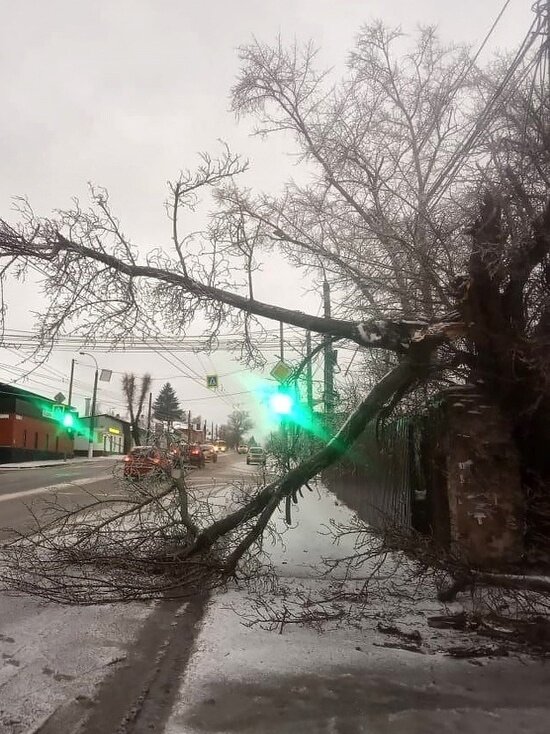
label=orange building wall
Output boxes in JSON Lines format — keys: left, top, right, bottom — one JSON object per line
{"left": 0, "top": 414, "right": 73, "bottom": 454}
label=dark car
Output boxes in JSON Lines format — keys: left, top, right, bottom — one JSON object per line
{"left": 123, "top": 446, "right": 172, "bottom": 479}
{"left": 169, "top": 443, "right": 204, "bottom": 469}
{"left": 186, "top": 443, "right": 205, "bottom": 468}
{"left": 246, "top": 446, "right": 266, "bottom": 466}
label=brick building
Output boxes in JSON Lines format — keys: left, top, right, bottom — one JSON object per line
{"left": 0, "top": 382, "right": 74, "bottom": 463}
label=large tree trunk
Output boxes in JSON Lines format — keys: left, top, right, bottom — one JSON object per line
{"left": 461, "top": 193, "right": 550, "bottom": 560}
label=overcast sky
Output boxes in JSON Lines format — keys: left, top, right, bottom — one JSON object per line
{"left": 0, "top": 0, "right": 535, "bottom": 433}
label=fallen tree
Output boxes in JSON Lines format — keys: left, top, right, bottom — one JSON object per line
{"left": 1, "top": 16, "right": 550, "bottom": 601}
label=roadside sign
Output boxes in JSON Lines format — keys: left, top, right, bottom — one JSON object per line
{"left": 206, "top": 374, "right": 218, "bottom": 389}
{"left": 270, "top": 360, "right": 293, "bottom": 383}
{"left": 54, "top": 392, "right": 66, "bottom": 404}
{"left": 42, "top": 408, "right": 53, "bottom": 418}
{"left": 99, "top": 369, "right": 112, "bottom": 382}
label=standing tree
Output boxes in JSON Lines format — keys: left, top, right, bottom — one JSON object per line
{"left": 153, "top": 383, "right": 182, "bottom": 426}
{"left": 225, "top": 409, "right": 254, "bottom": 449}
{"left": 122, "top": 373, "right": 152, "bottom": 446}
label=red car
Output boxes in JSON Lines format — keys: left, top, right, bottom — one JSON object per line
{"left": 123, "top": 446, "right": 172, "bottom": 479}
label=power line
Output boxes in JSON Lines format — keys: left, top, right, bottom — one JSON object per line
{"left": 428, "top": 12, "right": 542, "bottom": 207}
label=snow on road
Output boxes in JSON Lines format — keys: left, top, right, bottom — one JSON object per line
{"left": 164, "top": 482, "right": 550, "bottom": 734}
{"left": 0, "top": 594, "right": 153, "bottom": 734}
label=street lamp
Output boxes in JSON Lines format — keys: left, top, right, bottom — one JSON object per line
{"left": 79, "top": 351, "right": 99, "bottom": 459}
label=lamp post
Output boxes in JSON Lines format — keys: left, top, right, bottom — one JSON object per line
{"left": 79, "top": 351, "right": 99, "bottom": 459}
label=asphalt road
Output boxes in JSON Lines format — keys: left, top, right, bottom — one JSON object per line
{"left": 0, "top": 451, "right": 258, "bottom": 733}
{"left": 0, "top": 458, "right": 122, "bottom": 541}
{"left": 0, "top": 453, "right": 249, "bottom": 541}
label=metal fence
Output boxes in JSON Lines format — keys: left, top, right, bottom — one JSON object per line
{"left": 323, "top": 417, "right": 424, "bottom": 530}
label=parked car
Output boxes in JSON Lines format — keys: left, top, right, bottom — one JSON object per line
{"left": 200, "top": 444, "right": 218, "bottom": 463}
{"left": 123, "top": 446, "right": 172, "bottom": 479}
{"left": 246, "top": 446, "right": 266, "bottom": 466}
{"left": 237, "top": 444, "right": 249, "bottom": 454}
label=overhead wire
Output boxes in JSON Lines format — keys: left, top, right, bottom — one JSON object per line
{"left": 428, "top": 11, "right": 543, "bottom": 208}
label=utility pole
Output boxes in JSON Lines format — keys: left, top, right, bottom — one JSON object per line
{"left": 146, "top": 391, "right": 152, "bottom": 440}
{"left": 323, "top": 279, "right": 334, "bottom": 418}
{"left": 68, "top": 358, "right": 75, "bottom": 407}
{"left": 306, "top": 330, "right": 313, "bottom": 410}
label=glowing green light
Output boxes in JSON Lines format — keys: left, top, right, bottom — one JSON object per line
{"left": 269, "top": 392, "right": 294, "bottom": 415}
{"left": 62, "top": 413, "right": 74, "bottom": 428}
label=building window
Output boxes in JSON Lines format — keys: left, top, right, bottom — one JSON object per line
{"left": 34, "top": 432, "right": 38, "bottom": 449}
{"left": 23, "top": 430, "right": 27, "bottom": 447}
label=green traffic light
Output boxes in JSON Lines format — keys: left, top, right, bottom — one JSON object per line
{"left": 269, "top": 391, "right": 294, "bottom": 415}
{"left": 62, "top": 413, "right": 74, "bottom": 428}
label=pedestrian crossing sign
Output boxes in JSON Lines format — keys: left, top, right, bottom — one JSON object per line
{"left": 206, "top": 374, "right": 218, "bottom": 389}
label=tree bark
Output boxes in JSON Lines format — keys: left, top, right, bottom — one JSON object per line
{"left": 0, "top": 228, "right": 454, "bottom": 352}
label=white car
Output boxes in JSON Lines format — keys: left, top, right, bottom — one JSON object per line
{"left": 200, "top": 444, "right": 218, "bottom": 463}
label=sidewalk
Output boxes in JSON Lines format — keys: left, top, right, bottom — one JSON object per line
{"left": 0, "top": 455, "right": 122, "bottom": 470}
{"left": 163, "top": 485, "right": 550, "bottom": 734}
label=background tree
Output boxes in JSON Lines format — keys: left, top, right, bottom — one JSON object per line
{"left": 224, "top": 409, "right": 254, "bottom": 449}
{"left": 153, "top": 382, "right": 182, "bottom": 426}
{"left": 121, "top": 373, "right": 152, "bottom": 446}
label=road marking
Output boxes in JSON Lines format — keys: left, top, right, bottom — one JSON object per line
{"left": 0, "top": 474, "right": 113, "bottom": 503}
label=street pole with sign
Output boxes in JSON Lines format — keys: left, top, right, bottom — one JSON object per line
{"left": 78, "top": 353, "right": 112, "bottom": 459}
{"left": 89, "top": 367, "right": 99, "bottom": 459}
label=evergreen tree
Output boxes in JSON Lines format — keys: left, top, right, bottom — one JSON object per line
{"left": 152, "top": 382, "right": 182, "bottom": 424}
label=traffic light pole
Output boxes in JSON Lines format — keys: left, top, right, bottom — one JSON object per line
{"left": 146, "top": 391, "right": 152, "bottom": 441}
{"left": 306, "top": 330, "right": 313, "bottom": 410}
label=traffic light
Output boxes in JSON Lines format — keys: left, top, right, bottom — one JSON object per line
{"left": 51, "top": 405, "right": 78, "bottom": 436}
{"left": 62, "top": 412, "right": 74, "bottom": 429}
{"left": 268, "top": 390, "right": 295, "bottom": 417}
